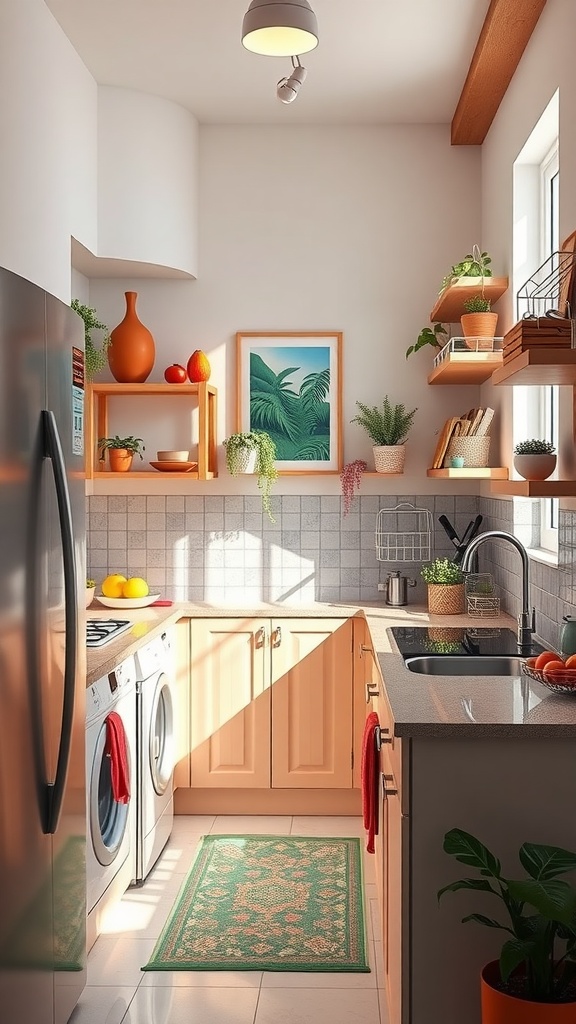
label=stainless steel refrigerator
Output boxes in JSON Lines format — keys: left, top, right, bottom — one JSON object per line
{"left": 0, "top": 267, "right": 87, "bottom": 1024}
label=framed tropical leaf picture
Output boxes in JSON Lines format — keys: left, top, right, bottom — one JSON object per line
{"left": 236, "top": 332, "right": 343, "bottom": 473}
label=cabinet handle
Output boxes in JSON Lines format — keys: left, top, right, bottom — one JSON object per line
{"left": 271, "top": 626, "right": 282, "bottom": 648}
{"left": 366, "top": 682, "right": 380, "bottom": 703}
{"left": 375, "top": 726, "right": 392, "bottom": 749}
{"left": 255, "top": 626, "right": 267, "bottom": 648}
{"left": 382, "top": 773, "right": 398, "bottom": 797}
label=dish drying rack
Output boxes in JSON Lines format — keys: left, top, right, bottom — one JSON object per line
{"left": 375, "top": 503, "right": 433, "bottom": 563}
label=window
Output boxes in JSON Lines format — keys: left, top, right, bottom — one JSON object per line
{"left": 540, "top": 144, "right": 559, "bottom": 554}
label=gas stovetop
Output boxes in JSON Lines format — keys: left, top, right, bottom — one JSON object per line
{"left": 86, "top": 618, "right": 132, "bottom": 648}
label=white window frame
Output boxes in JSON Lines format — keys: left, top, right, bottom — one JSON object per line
{"left": 539, "top": 144, "right": 559, "bottom": 555}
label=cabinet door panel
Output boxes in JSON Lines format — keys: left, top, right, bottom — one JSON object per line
{"left": 271, "top": 619, "right": 353, "bottom": 789}
{"left": 173, "top": 618, "right": 191, "bottom": 788}
{"left": 190, "top": 619, "right": 270, "bottom": 788}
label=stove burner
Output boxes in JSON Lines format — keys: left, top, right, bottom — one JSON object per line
{"left": 86, "top": 618, "right": 132, "bottom": 648}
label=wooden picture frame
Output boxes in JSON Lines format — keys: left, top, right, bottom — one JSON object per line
{"left": 236, "top": 332, "right": 343, "bottom": 474}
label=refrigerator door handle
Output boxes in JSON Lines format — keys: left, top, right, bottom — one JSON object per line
{"left": 44, "top": 410, "right": 78, "bottom": 835}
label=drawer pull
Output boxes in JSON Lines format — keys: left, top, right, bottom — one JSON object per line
{"left": 382, "top": 773, "right": 398, "bottom": 797}
{"left": 254, "top": 626, "right": 267, "bottom": 648}
{"left": 366, "top": 682, "right": 380, "bottom": 702}
{"left": 271, "top": 625, "right": 282, "bottom": 648}
{"left": 375, "top": 726, "right": 392, "bottom": 749}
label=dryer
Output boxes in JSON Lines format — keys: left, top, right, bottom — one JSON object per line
{"left": 86, "top": 656, "right": 136, "bottom": 948}
{"left": 133, "top": 631, "right": 176, "bottom": 885}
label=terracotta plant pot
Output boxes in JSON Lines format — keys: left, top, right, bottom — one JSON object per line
{"left": 108, "top": 291, "right": 155, "bottom": 383}
{"left": 514, "top": 453, "right": 556, "bottom": 480}
{"left": 461, "top": 311, "right": 499, "bottom": 347}
{"left": 481, "top": 960, "right": 576, "bottom": 1024}
{"left": 427, "top": 583, "right": 465, "bottom": 615}
{"left": 372, "top": 445, "right": 405, "bottom": 474}
{"left": 108, "top": 449, "right": 133, "bottom": 472}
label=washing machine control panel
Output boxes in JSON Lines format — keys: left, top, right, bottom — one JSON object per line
{"left": 87, "top": 655, "right": 137, "bottom": 717}
{"left": 134, "top": 632, "right": 172, "bottom": 680}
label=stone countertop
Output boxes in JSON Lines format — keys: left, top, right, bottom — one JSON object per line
{"left": 86, "top": 600, "right": 576, "bottom": 737}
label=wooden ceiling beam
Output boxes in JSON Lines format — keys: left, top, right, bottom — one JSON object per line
{"left": 451, "top": 0, "right": 548, "bottom": 146}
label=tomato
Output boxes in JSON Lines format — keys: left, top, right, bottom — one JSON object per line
{"left": 564, "top": 654, "right": 576, "bottom": 669}
{"left": 534, "top": 650, "right": 564, "bottom": 671}
{"left": 164, "top": 364, "right": 187, "bottom": 384}
{"left": 541, "top": 660, "right": 566, "bottom": 673}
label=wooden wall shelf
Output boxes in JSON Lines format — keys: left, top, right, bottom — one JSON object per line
{"left": 491, "top": 349, "right": 576, "bottom": 385}
{"left": 428, "top": 351, "right": 503, "bottom": 385}
{"left": 490, "top": 479, "right": 576, "bottom": 497}
{"left": 427, "top": 467, "right": 509, "bottom": 480}
{"left": 430, "top": 277, "right": 509, "bottom": 323}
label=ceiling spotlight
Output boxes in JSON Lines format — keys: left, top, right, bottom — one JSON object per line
{"left": 277, "top": 56, "right": 307, "bottom": 104}
{"left": 242, "top": 0, "right": 319, "bottom": 57}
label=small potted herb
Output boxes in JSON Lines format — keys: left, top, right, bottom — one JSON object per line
{"left": 406, "top": 322, "right": 448, "bottom": 360}
{"left": 461, "top": 295, "right": 498, "bottom": 347}
{"left": 420, "top": 558, "right": 465, "bottom": 615}
{"left": 514, "top": 439, "right": 557, "bottom": 481}
{"left": 223, "top": 431, "right": 278, "bottom": 522}
{"left": 350, "top": 397, "right": 417, "bottom": 474}
{"left": 71, "top": 299, "right": 110, "bottom": 381}
{"left": 439, "top": 828, "right": 576, "bottom": 1018}
{"left": 98, "top": 435, "right": 145, "bottom": 473}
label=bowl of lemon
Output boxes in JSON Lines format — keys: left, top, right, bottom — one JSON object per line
{"left": 97, "top": 574, "right": 159, "bottom": 609}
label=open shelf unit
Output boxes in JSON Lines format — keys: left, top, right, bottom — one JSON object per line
{"left": 86, "top": 382, "right": 218, "bottom": 480}
{"left": 427, "top": 467, "right": 509, "bottom": 480}
{"left": 428, "top": 351, "right": 503, "bottom": 384}
{"left": 491, "top": 348, "right": 576, "bottom": 385}
{"left": 430, "top": 277, "right": 509, "bottom": 323}
{"left": 490, "top": 478, "right": 576, "bottom": 497}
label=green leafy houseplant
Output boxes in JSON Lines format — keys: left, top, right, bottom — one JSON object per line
{"left": 420, "top": 558, "right": 464, "bottom": 585}
{"left": 98, "top": 435, "right": 145, "bottom": 458}
{"left": 71, "top": 299, "right": 110, "bottom": 381}
{"left": 514, "top": 439, "right": 556, "bottom": 456}
{"left": 351, "top": 398, "right": 417, "bottom": 447}
{"left": 438, "top": 828, "right": 576, "bottom": 1005}
{"left": 441, "top": 248, "right": 493, "bottom": 293}
{"left": 223, "top": 431, "right": 278, "bottom": 522}
{"left": 463, "top": 295, "right": 492, "bottom": 314}
{"left": 406, "top": 323, "right": 448, "bottom": 360}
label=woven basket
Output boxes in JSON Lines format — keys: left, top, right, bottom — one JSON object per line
{"left": 427, "top": 583, "right": 465, "bottom": 615}
{"left": 372, "top": 445, "right": 406, "bottom": 474}
{"left": 444, "top": 436, "right": 490, "bottom": 468}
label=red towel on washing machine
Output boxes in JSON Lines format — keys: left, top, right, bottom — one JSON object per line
{"left": 361, "top": 712, "right": 379, "bottom": 853}
{"left": 105, "top": 711, "right": 130, "bottom": 804}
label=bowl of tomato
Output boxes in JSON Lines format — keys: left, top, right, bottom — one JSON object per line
{"left": 522, "top": 650, "right": 576, "bottom": 693}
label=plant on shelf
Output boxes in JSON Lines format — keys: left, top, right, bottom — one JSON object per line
{"left": 439, "top": 827, "right": 576, "bottom": 1015}
{"left": 420, "top": 557, "right": 465, "bottom": 615}
{"left": 514, "top": 438, "right": 557, "bottom": 482}
{"left": 71, "top": 299, "right": 110, "bottom": 381}
{"left": 406, "top": 322, "right": 448, "bottom": 360}
{"left": 461, "top": 294, "right": 498, "bottom": 346}
{"left": 351, "top": 397, "right": 417, "bottom": 474}
{"left": 340, "top": 459, "right": 367, "bottom": 516}
{"left": 440, "top": 246, "right": 493, "bottom": 293}
{"left": 223, "top": 430, "right": 278, "bottom": 522}
{"left": 86, "top": 578, "right": 96, "bottom": 608}
{"left": 98, "top": 435, "right": 145, "bottom": 473}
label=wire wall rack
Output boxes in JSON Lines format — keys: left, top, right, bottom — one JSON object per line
{"left": 433, "top": 336, "right": 504, "bottom": 369}
{"left": 516, "top": 248, "right": 576, "bottom": 328}
{"left": 375, "top": 503, "right": 433, "bottom": 563}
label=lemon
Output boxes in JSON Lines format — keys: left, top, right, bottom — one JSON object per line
{"left": 101, "top": 573, "right": 127, "bottom": 598}
{"left": 122, "top": 577, "right": 149, "bottom": 599}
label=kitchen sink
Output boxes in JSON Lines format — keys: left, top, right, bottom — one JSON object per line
{"left": 404, "top": 655, "right": 527, "bottom": 676}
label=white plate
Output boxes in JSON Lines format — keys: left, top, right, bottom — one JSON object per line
{"left": 95, "top": 594, "right": 160, "bottom": 609}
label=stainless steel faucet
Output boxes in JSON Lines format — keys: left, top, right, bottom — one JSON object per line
{"left": 461, "top": 530, "right": 536, "bottom": 650}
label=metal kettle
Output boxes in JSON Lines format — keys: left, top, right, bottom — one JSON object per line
{"left": 560, "top": 615, "right": 576, "bottom": 656}
{"left": 385, "top": 571, "right": 417, "bottom": 607}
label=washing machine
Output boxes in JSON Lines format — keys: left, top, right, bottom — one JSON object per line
{"left": 86, "top": 655, "right": 136, "bottom": 948}
{"left": 132, "top": 631, "right": 176, "bottom": 885}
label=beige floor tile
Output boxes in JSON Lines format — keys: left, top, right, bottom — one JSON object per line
{"left": 140, "top": 970, "right": 262, "bottom": 989}
{"left": 255, "top": 986, "right": 380, "bottom": 1024}
{"left": 87, "top": 935, "right": 157, "bottom": 987}
{"left": 172, "top": 814, "right": 216, "bottom": 834}
{"left": 209, "top": 815, "right": 292, "bottom": 834}
{"left": 377, "top": 988, "right": 390, "bottom": 1023}
{"left": 373, "top": 942, "right": 384, "bottom": 990}
{"left": 68, "top": 986, "right": 137, "bottom": 1024}
{"left": 362, "top": 852, "right": 377, "bottom": 884}
{"left": 100, "top": 892, "right": 183, "bottom": 941}
{"left": 291, "top": 815, "right": 364, "bottom": 836}
{"left": 260, "top": 938, "right": 375, "bottom": 989}
{"left": 369, "top": 898, "right": 382, "bottom": 942}
{"left": 124, "top": 985, "right": 260, "bottom": 1024}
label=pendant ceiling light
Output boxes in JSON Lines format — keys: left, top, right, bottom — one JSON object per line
{"left": 242, "top": 0, "right": 319, "bottom": 57}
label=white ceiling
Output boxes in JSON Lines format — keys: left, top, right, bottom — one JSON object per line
{"left": 45, "top": 0, "right": 491, "bottom": 125}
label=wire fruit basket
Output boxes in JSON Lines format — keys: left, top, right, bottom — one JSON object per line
{"left": 522, "top": 664, "right": 576, "bottom": 695}
{"left": 465, "top": 573, "right": 500, "bottom": 618}
{"left": 375, "top": 503, "right": 433, "bottom": 563}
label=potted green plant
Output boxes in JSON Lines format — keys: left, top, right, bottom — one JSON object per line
{"left": 440, "top": 247, "right": 493, "bottom": 293}
{"left": 223, "top": 431, "right": 278, "bottom": 522}
{"left": 439, "top": 827, "right": 576, "bottom": 1021}
{"left": 514, "top": 439, "right": 557, "bottom": 481}
{"left": 98, "top": 435, "right": 145, "bottom": 473}
{"left": 350, "top": 397, "right": 417, "bottom": 474}
{"left": 420, "top": 558, "right": 465, "bottom": 615}
{"left": 461, "top": 295, "right": 498, "bottom": 346}
{"left": 71, "top": 299, "right": 110, "bottom": 381}
{"left": 406, "top": 322, "right": 448, "bottom": 360}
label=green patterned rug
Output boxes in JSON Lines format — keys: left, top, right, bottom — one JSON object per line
{"left": 143, "top": 834, "right": 370, "bottom": 972}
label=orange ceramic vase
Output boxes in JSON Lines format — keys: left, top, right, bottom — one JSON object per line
{"left": 481, "top": 961, "right": 576, "bottom": 1024}
{"left": 108, "top": 291, "right": 155, "bottom": 383}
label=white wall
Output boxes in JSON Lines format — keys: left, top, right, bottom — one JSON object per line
{"left": 0, "top": 0, "right": 98, "bottom": 300}
{"left": 90, "top": 124, "right": 482, "bottom": 492}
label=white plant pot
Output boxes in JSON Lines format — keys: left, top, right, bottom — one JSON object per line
{"left": 513, "top": 453, "right": 556, "bottom": 480}
{"left": 234, "top": 448, "right": 258, "bottom": 474}
{"left": 372, "top": 445, "right": 406, "bottom": 474}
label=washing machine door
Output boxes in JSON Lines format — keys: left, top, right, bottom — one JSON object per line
{"left": 149, "top": 673, "right": 174, "bottom": 796}
{"left": 90, "top": 719, "right": 131, "bottom": 866}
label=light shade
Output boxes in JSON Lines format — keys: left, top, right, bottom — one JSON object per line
{"left": 242, "top": 0, "right": 319, "bottom": 57}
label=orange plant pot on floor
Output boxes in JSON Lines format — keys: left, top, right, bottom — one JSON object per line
{"left": 481, "top": 961, "right": 576, "bottom": 1024}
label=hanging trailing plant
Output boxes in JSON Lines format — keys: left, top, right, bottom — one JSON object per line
{"left": 340, "top": 460, "right": 367, "bottom": 516}
{"left": 223, "top": 431, "right": 278, "bottom": 522}
{"left": 71, "top": 299, "right": 110, "bottom": 381}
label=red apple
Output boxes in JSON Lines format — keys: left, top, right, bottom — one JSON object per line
{"left": 164, "top": 364, "right": 187, "bottom": 384}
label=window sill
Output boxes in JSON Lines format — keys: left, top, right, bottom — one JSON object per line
{"left": 526, "top": 547, "right": 559, "bottom": 568}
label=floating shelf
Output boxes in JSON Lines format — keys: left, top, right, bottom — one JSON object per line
{"left": 430, "top": 277, "right": 509, "bottom": 323}
{"left": 428, "top": 351, "right": 503, "bottom": 385}
{"left": 490, "top": 478, "right": 576, "bottom": 497}
{"left": 427, "top": 468, "right": 509, "bottom": 480}
{"left": 491, "top": 349, "right": 576, "bottom": 385}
